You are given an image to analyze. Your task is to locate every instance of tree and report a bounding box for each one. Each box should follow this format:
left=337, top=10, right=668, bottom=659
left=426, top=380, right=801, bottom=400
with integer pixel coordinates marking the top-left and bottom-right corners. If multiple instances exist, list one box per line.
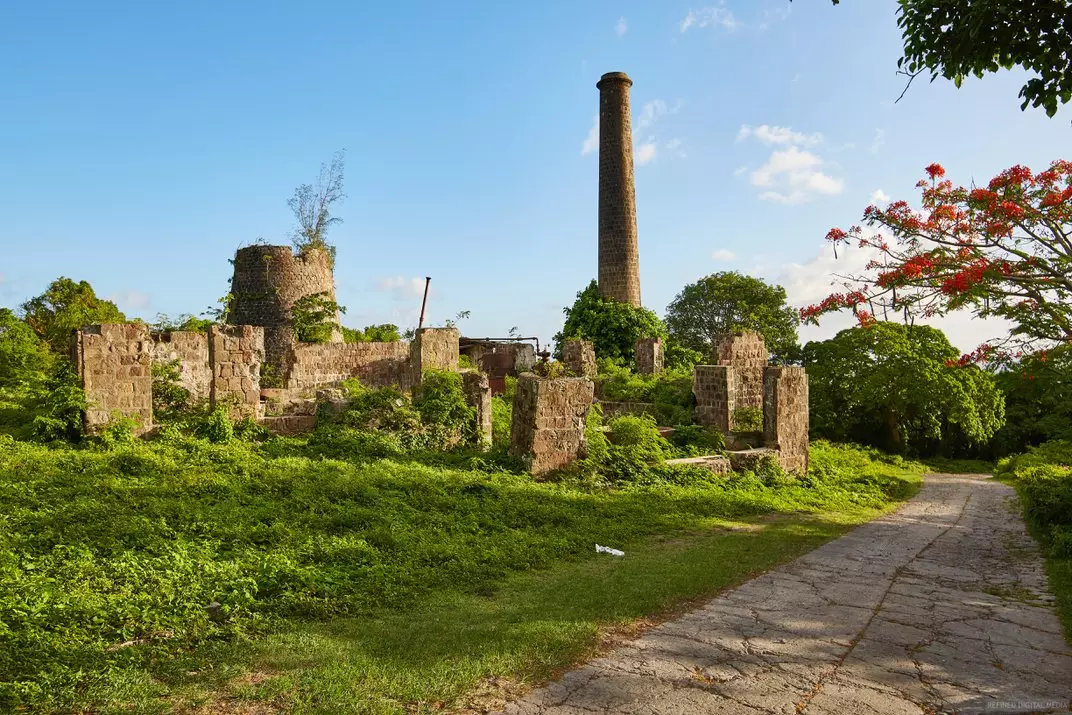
left=289, top=149, right=346, bottom=259
left=814, top=0, right=1072, bottom=116
left=804, top=161, right=1072, bottom=356
left=21, top=278, right=126, bottom=355
left=554, top=280, right=667, bottom=364
left=0, top=308, right=54, bottom=389
left=990, top=345, right=1072, bottom=455
left=665, top=272, right=800, bottom=362
left=803, top=322, right=1005, bottom=455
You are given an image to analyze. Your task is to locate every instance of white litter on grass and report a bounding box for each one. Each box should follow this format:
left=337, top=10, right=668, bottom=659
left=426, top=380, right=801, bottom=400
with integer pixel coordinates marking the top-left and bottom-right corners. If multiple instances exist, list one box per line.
left=596, top=544, right=625, bottom=557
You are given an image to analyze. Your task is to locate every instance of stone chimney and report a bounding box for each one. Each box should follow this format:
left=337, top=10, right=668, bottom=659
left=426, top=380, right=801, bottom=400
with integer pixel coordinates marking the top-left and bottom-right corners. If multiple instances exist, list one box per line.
left=597, top=71, right=642, bottom=307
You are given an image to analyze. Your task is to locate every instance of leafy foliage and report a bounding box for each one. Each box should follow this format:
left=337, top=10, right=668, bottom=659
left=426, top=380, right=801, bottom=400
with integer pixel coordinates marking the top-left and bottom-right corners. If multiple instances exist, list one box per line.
left=805, top=161, right=1072, bottom=355
left=732, top=407, right=763, bottom=432
left=28, top=361, right=87, bottom=443
left=597, top=361, right=696, bottom=427
left=21, top=277, right=125, bottom=354
left=289, top=150, right=346, bottom=260
left=291, top=292, right=344, bottom=343
left=665, top=272, right=800, bottom=362
left=151, top=313, right=213, bottom=333
left=819, top=0, right=1072, bottom=116
left=0, top=308, right=54, bottom=389
left=554, top=281, right=666, bottom=364
left=342, top=323, right=402, bottom=343
left=151, top=359, right=191, bottom=421
left=991, top=345, right=1072, bottom=456
left=803, top=322, right=1005, bottom=455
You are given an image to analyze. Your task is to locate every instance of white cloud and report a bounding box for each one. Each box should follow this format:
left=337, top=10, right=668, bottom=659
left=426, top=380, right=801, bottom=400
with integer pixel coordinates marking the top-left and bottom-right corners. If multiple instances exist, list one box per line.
left=712, top=249, right=736, bottom=261
left=681, top=4, right=738, bottom=32
left=636, top=99, right=681, bottom=130
left=635, top=142, right=658, bottom=166
left=744, top=144, right=844, bottom=204
left=736, top=124, right=823, bottom=147
left=869, top=128, right=886, bottom=153
left=375, top=276, right=428, bottom=301
left=616, top=16, right=628, bottom=37
left=733, top=165, right=749, bottom=176
left=581, top=115, right=599, bottom=155
left=109, top=290, right=150, bottom=311
left=870, top=189, right=890, bottom=204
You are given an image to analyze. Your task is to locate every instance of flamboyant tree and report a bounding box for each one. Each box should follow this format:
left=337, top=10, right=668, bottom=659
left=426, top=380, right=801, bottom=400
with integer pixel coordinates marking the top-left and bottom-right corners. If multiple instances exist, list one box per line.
left=803, top=160, right=1072, bottom=357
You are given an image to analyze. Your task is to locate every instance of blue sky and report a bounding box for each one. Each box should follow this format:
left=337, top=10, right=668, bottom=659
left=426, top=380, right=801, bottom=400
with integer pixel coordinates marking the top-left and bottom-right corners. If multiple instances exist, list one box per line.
left=1, top=0, right=1067, bottom=351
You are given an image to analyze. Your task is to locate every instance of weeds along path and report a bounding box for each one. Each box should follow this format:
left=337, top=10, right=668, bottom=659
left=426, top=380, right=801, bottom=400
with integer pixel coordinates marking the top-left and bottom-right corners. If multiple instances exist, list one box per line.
left=499, top=474, right=1072, bottom=715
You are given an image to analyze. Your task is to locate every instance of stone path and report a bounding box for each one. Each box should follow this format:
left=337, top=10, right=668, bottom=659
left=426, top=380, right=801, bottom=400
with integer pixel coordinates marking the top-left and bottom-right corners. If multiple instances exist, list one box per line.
left=500, top=474, right=1072, bottom=714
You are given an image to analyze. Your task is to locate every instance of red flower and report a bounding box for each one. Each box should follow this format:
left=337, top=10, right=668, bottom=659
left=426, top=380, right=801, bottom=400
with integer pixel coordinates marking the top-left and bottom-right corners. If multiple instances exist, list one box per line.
left=825, top=227, right=848, bottom=243
left=925, top=163, right=946, bottom=179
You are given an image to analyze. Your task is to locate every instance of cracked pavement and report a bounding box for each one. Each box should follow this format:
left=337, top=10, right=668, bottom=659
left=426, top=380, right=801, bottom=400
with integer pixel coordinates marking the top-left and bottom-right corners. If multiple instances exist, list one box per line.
left=499, top=474, right=1072, bottom=714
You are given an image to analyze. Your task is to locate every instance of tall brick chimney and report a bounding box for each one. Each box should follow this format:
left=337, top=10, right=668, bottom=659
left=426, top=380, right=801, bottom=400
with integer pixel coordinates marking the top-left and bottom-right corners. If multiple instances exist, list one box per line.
left=597, top=71, right=642, bottom=307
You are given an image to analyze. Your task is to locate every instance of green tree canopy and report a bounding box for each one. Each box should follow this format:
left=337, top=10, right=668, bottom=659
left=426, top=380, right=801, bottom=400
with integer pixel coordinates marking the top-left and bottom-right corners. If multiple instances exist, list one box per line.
left=818, top=0, right=1072, bottom=116
left=554, top=281, right=667, bottom=364
left=664, top=272, right=800, bottom=362
left=21, top=278, right=126, bottom=355
left=0, top=308, right=54, bottom=389
left=803, top=322, right=1005, bottom=456
left=991, top=345, right=1072, bottom=456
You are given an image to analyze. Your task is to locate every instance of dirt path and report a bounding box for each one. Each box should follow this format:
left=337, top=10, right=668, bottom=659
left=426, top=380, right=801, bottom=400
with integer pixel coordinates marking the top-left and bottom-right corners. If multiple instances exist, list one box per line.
left=499, top=474, right=1072, bottom=714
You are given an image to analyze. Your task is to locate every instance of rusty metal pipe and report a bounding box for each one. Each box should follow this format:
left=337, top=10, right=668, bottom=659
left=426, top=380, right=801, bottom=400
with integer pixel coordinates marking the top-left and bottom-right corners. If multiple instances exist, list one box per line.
left=417, top=276, right=431, bottom=329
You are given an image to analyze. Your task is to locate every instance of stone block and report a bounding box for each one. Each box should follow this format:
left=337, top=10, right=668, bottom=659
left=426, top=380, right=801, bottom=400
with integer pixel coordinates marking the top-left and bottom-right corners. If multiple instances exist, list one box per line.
left=635, top=337, right=663, bottom=375
left=209, top=324, right=265, bottom=420
left=74, top=323, right=154, bottom=435
left=693, top=365, right=734, bottom=432
left=509, top=374, right=594, bottom=476
left=764, top=366, right=809, bottom=475
left=462, top=370, right=493, bottom=449
left=562, top=339, right=596, bottom=378
left=714, top=331, right=769, bottom=412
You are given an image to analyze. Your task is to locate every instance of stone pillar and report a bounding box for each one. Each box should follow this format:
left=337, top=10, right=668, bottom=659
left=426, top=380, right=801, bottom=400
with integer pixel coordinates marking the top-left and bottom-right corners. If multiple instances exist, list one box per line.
left=693, top=365, right=734, bottom=432
left=509, top=374, right=594, bottom=476
left=150, top=331, right=211, bottom=402
left=562, top=339, right=597, bottom=378
left=714, top=332, right=768, bottom=412
left=597, top=71, right=641, bottom=307
left=409, top=327, right=460, bottom=386
left=764, top=366, right=810, bottom=475
left=635, top=337, right=663, bottom=375
left=73, top=324, right=154, bottom=435
left=209, top=325, right=264, bottom=419
left=462, top=370, right=493, bottom=449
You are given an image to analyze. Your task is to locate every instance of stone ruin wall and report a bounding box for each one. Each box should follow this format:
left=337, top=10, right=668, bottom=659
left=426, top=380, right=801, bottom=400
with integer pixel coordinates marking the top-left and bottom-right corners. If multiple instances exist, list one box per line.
left=635, top=337, right=663, bottom=375
left=509, top=374, right=594, bottom=476
left=462, top=370, right=493, bottom=448
left=562, top=339, right=597, bottom=378
left=693, top=365, right=734, bottom=433
left=208, top=325, right=264, bottom=420
left=714, top=332, right=768, bottom=413
left=764, top=366, right=810, bottom=475
left=227, top=245, right=341, bottom=374
left=285, top=341, right=411, bottom=391
left=150, top=331, right=211, bottom=402
left=72, top=324, right=154, bottom=435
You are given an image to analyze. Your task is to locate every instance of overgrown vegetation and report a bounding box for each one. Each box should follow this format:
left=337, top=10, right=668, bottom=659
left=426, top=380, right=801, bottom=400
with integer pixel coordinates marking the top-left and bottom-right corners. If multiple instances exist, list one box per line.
left=0, top=433, right=923, bottom=711
left=554, top=280, right=668, bottom=365
left=596, top=361, right=695, bottom=427
left=291, top=292, right=345, bottom=343
left=342, top=323, right=402, bottom=343
left=998, top=440, right=1072, bottom=639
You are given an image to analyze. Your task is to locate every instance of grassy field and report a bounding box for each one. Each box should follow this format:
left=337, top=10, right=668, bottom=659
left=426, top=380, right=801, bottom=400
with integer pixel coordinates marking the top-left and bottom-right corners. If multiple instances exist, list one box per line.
left=0, top=436, right=925, bottom=713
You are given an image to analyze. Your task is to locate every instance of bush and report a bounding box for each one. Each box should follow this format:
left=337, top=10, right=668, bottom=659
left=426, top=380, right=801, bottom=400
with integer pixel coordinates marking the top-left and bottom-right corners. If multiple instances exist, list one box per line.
left=151, top=359, right=190, bottom=420
left=598, top=362, right=695, bottom=426
left=733, top=407, right=763, bottom=432
left=195, top=406, right=234, bottom=444
left=1016, top=464, right=1072, bottom=532
left=491, top=395, right=512, bottom=446
left=554, top=280, right=667, bottom=364
left=666, top=424, right=726, bottom=456
left=996, top=440, right=1072, bottom=478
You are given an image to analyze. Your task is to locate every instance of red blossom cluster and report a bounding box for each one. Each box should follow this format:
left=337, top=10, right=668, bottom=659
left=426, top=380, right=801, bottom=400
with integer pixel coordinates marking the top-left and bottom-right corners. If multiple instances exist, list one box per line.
left=945, top=343, right=997, bottom=368
left=800, top=291, right=868, bottom=322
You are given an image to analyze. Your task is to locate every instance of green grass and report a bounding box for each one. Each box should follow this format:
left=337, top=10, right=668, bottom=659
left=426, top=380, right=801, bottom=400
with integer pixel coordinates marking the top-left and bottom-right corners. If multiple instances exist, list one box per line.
left=0, top=437, right=923, bottom=712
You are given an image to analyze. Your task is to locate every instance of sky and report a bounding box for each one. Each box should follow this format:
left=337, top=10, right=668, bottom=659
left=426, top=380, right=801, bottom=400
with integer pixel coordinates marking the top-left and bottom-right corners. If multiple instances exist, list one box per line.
left=1, top=0, right=1067, bottom=352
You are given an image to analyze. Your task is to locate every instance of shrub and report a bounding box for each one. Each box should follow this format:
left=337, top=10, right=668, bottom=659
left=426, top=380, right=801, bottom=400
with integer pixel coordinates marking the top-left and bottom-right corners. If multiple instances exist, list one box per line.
left=292, top=292, right=344, bottom=343
left=666, top=424, right=725, bottom=456
left=733, top=407, right=763, bottom=432
left=996, top=440, right=1072, bottom=478
left=413, top=370, right=476, bottom=447
left=554, top=280, right=667, bottom=364
left=151, top=359, right=190, bottom=420
left=491, top=395, right=512, bottom=446
left=29, top=362, right=86, bottom=443
left=100, top=411, right=139, bottom=448
left=598, top=362, right=695, bottom=426
left=196, top=406, right=234, bottom=444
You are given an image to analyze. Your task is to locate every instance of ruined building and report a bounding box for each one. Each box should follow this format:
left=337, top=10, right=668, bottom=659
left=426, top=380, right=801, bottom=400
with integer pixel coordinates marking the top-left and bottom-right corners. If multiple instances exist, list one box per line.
left=597, top=72, right=642, bottom=307
left=69, top=69, right=810, bottom=476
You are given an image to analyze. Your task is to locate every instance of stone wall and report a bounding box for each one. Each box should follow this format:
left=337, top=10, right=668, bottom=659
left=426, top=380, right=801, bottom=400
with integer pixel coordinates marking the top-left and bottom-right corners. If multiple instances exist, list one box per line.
left=410, top=327, right=460, bottom=382
left=764, top=366, right=810, bottom=475
left=151, top=331, right=211, bottom=402
left=227, top=245, right=341, bottom=374
left=208, top=325, right=264, bottom=419
left=462, top=370, right=493, bottom=448
left=693, top=365, right=734, bottom=432
left=635, top=337, right=663, bottom=375
left=562, top=339, right=596, bottom=378
left=285, top=341, right=410, bottom=390
left=73, top=324, right=153, bottom=435
left=714, top=332, right=768, bottom=413
left=510, top=374, right=594, bottom=476
left=596, top=71, right=642, bottom=307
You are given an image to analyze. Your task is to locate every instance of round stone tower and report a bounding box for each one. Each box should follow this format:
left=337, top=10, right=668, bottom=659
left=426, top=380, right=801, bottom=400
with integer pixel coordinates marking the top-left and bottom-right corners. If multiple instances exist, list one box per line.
left=227, top=245, right=342, bottom=373
left=596, top=71, right=642, bottom=307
